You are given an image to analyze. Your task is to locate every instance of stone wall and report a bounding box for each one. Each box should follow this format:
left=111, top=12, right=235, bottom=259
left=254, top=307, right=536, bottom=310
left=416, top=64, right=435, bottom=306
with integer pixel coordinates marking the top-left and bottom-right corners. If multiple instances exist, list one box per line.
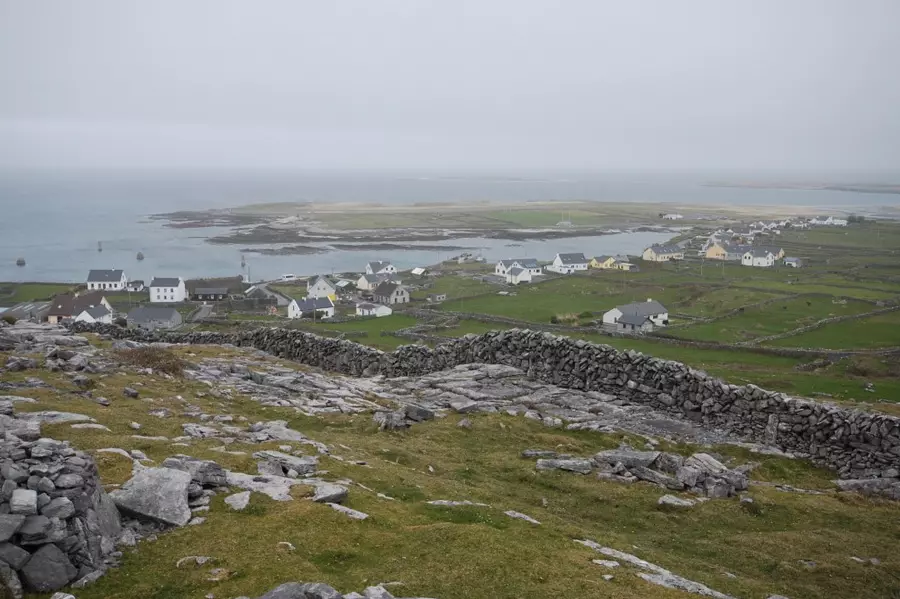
left=0, top=428, right=120, bottom=596
left=71, top=323, right=900, bottom=480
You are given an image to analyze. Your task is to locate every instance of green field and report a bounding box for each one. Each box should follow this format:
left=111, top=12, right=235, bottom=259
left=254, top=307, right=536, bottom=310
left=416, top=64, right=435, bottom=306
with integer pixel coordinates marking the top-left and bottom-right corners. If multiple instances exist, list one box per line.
left=767, top=310, right=900, bottom=350
left=410, top=273, right=497, bottom=301
left=673, top=297, right=876, bottom=344
left=0, top=282, right=75, bottom=304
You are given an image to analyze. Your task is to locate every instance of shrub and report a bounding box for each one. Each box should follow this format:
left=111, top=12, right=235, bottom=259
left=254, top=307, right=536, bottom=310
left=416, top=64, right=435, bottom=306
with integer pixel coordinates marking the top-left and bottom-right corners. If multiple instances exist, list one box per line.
left=114, top=317, right=127, bottom=327
left=549, top=315, right=559, bottom=324
left=113, top=346, right=188, bottom=376
left=577, top=310, right=594, bottom=319
left=1, top=314, right=16, bottom=325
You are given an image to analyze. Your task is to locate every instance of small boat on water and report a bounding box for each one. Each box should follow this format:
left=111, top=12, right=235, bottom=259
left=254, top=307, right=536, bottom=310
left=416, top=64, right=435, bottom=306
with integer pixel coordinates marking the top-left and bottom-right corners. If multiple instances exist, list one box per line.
left=97, top=241, right=103, bottom=252
left=16, top=257, right=25, bottom=267
left=136, top=251, right=145, bottom=261
left=241, top=254, right=246, bottom=268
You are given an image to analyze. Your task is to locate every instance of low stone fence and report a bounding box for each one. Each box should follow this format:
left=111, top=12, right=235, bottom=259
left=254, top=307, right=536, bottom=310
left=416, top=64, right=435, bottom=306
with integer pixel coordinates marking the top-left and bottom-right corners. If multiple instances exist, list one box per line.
left=69, top=323, right=900, bottom=480
left=742, top=305, right=900, bottom=347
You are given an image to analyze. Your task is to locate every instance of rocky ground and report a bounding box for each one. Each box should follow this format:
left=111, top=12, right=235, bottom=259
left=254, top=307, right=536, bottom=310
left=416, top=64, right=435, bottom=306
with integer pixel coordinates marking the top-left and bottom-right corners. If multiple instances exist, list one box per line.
left=0, top=321, right=897, bottom=599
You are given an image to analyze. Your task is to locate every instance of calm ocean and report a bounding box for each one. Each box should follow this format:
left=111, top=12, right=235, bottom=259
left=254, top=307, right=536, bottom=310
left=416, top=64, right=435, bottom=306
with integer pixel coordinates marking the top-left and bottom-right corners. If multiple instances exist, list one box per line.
left=1, top=170, right=897, bottom=284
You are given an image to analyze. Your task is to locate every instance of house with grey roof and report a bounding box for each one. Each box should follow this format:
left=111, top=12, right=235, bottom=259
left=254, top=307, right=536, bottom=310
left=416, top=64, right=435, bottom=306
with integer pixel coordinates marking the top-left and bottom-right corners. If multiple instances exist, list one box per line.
left=86, top=269, right=127, bottom=291
left=74, top=305, right=112, bottom=325
left=742, top=249, right=775, bottom=268
left=192, top=288, right=229, bottom=301
left=505, top=266, right=532, bottom=285
left=547, top=253, right=589, bottom=274
left=784, top=257, right=803, bottom=268
left=495, top=258, right=543, bottom=277
left=373, top=282, right=410, bottom=305
left=287, top=296, right=335, bottom=319
left=149, top=277, right=187, bottom=303
left=127, top=306, right=183, bottom=331
left=602, top=298, right=669, bottom=332
left=365, top=261, right=397, bottom=276
left=641, top=245, right=684, bottom=262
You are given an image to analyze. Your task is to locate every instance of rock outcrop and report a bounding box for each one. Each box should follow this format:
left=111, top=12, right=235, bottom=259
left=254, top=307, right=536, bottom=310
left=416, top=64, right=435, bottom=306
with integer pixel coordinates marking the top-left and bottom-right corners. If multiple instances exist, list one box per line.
left=67, top=322, right=900, bottom=480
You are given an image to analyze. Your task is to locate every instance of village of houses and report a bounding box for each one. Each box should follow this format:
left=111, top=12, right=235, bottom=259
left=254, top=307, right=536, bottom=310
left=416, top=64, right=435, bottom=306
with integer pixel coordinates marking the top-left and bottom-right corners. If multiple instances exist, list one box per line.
left=10, top=214, right=846, bottom=336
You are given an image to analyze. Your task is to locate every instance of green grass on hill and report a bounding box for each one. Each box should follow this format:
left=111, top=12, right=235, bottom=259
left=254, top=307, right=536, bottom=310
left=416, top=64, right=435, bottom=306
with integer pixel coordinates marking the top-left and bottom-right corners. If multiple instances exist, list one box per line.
left=673, top=297, right=876, bottom=344
left=766, top=310, right=900, bottom=350
left=3, top=343, right=897, bottom=599
left=410, top=274, right=498, bottom=301
left=0, top=282, right=75, bottom=304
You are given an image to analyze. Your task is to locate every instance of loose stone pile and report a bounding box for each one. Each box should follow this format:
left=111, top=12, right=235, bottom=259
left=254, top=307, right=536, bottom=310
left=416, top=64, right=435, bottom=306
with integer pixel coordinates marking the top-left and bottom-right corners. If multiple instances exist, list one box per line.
left=528, top=446, right=750, bottom=498
left=68, top=322, right=900, bottom=480
left=0, top=405, right=120, bottom=597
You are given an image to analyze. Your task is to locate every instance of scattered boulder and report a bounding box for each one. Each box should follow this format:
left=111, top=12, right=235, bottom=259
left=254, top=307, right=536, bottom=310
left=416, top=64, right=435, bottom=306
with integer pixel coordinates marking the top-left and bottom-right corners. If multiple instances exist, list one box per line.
left=123, top=387, right=139, bottom=398
left=252, top=451, right=317, bottom=476
left=109, top=467, right=192, bottom=527
left=658, top=495, right=696, bottom=508
left=225, top=491, right=251, bottom=511
left=373, top=411, right=408, bottom=431
left=161, top=455, right=227, bottom=487
left=18, top=543, right=77, bottom=593
left=536, top=458, right=593, bottom=475
left=504, top=510, right=540, bottom=525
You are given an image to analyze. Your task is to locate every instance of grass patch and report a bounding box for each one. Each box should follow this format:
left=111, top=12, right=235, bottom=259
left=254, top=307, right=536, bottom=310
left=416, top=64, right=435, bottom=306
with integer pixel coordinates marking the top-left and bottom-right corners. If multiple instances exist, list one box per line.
left=114, top=346, right=189, bottom=375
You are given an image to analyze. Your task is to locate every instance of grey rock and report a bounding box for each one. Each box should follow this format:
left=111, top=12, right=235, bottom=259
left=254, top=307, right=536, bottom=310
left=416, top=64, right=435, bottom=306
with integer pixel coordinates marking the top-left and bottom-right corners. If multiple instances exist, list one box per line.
left=252, top=451, right=317, bottom=476
left=0, top=560, right=22, bottom=599
left=658, top=494, right=696, bottom=508
left=521, top=449, right=558, bottom=459
left=594, top=449, right=661, bottom=469
left=327, top=503, right=369, bottom=520
left=256, top=582, right=343, bottom=599
left=373, top=411, right=408, bottom=431
left=123, top=387, right=139, bottom=398
left=50, top=594, right=77, bottom=599
left=457, top=417, right=472, bottom=429
left=109, top=467, right=192, bottom=527
left=18, top=514, right=51, bottom=543
left=403, top=404, right=435, bottom=422
left=684, top=453, right=728, bottom=476
left=363, top=586, right=396, bottom=599
left=536, top=458, right=593, bottom=474
left=224, top=491, right=251, bottom=511
left=449, top=399, right=480, bottom=413
left=0, top=514, right=26, bottom=542
left=15, top=411, right=94, bottom=425
left=0, top=542, right=30, bottom=569
left=19, top=543, right=77, bottom=593
left=54, top=473, right=85, bottom=489
left=40, top=497, right=75, bottom=519
left=72, top=569, right=105, bottom=588
left=504, top=510, right=540, bottom=525
left=312, top=484, right=348, bottom=504
left=9, top=489, right=37, bottom=515
left=161, top=455, right=227, bottom=487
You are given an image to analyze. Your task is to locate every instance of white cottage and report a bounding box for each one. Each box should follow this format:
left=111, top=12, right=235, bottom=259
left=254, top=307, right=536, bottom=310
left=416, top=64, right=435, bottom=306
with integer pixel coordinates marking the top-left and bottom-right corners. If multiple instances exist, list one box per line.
left=86, top=269, right=127, bottom=291
left=355, top=302, right=393, bottom=318
left=496, top=258, right=543, bottom=277
left=288, top=297, right=335, bottom=319
left=307, top=276, right=337, bottom=300
left=505, top=267, right=532, bottom=285
left=602, top=299, right=669, bottom=329
left=149, top=277, right=187, bottom=303
left=365, top=261, right=397, bottom=276
left=546, top=253, right=589, bottom=274
left=742, top=250, right=775, bottom=268
left=74, top=305, right=113, bottom=324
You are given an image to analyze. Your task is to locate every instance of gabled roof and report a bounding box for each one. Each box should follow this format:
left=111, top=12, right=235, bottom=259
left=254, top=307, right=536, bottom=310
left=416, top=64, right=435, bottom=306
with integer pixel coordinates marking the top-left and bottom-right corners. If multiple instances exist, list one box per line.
left=150, top=277, right=181, bottom=288
left=47, top=291, right=107, bottom=317
left=616, top=299, right=667, bottom=317
left=359, top=273, right=379, bottom=283
left=784, top=257, right=802, bottom=263
left=293, top=297, right=334, bottom=311
left=498, top=259, right=516, bottom=268
left=514, top=258, right=539, bottom=268
left=128, top=306, right=180, bottom=323
left=127, top=279, right=144, bottom=286
left=507, top=267, right=525, bottom=276
left=557, top=253, right=588, bottom=264
left=307, top=275, right=336, bottom=290
left=87, top=269, right=123, bottom=282
left=367, top=261, right=392, bottom=271
left=745, top=249, right=773, bottom=258
left=374, top=282, right=400, bottom=296
left=618, top=313, right=651, bottom=326
left=593, top=255, right=614, bottom=263
left=194, top=287, right=228, bottom=295
left=356, top=302, right=377, bottom=310
left=82, top=305, right=110, bottom=319
left=648, top=245, right=681, bottom=255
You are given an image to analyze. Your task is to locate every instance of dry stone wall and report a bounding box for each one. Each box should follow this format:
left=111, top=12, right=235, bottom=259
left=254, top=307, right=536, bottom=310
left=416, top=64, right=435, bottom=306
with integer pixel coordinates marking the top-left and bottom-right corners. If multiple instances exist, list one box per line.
left=71, top=323, right=900, bottom=480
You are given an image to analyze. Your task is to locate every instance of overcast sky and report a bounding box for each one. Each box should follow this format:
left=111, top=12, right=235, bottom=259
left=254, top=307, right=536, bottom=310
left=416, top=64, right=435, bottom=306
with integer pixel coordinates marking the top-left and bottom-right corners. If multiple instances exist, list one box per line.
left=1, top=1, right=898, bottom=172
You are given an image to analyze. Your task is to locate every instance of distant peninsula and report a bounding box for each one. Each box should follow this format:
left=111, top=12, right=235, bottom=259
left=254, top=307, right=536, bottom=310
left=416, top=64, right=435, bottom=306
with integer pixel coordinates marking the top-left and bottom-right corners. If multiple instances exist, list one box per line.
left=705, top=182, right=900, bottom=195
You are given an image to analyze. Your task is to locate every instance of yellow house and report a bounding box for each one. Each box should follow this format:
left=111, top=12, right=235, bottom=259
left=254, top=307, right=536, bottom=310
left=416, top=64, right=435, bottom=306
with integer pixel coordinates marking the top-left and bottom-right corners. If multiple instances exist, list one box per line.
left=642, top=245, right=684, bottom=262
left=590, top=255, right=618, bottom=269
left=705, top=242, right=728, bottom=260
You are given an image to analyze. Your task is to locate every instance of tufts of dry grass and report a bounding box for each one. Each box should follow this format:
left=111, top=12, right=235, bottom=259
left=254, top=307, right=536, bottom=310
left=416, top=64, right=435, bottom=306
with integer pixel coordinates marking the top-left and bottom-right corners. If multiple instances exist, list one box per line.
left=113, top=346, right=189, bottom=376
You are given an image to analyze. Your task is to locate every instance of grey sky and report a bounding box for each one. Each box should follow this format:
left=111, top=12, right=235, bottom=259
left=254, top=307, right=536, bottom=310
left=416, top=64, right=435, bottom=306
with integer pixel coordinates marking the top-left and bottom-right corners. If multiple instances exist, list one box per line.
left=1, top=0, right=898, bottom=171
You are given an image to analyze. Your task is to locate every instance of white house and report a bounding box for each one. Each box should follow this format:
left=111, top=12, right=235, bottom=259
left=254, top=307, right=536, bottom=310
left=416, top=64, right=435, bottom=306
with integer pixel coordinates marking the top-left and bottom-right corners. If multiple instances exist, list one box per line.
left=357, top=273, right=400, bottom=291
left=355, top=302, right=393, bottom=318
left=74, top=305, right=113, bottom=324
left=809, top=216, right=848, bottom=227
left=546, top=253, right=589, bottom=274
left=505, top=267, right=532, bottom=285
left=365, top=261, right=397, bottom=276
left=602, top=299, right=669, bottom=329
left=742, top=249, right=775, bottom=268
left=496, top=258, right=543, bottom=277
left=784, top=257, right=803, bottom=268
left=662, top=213, right=684, bottom=220
left=307, top=276, right=337, bottom=300
left=86, top=269, right=127, bottom=291
left=642, top=245, right=684, bottom=262
left=373, top=282, right=410, bottom=305
left=287, top=297, right=335, bottom=319
left=149, top=277, right=187, bottom=303
left=410, top=267, right=427, bottom=276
